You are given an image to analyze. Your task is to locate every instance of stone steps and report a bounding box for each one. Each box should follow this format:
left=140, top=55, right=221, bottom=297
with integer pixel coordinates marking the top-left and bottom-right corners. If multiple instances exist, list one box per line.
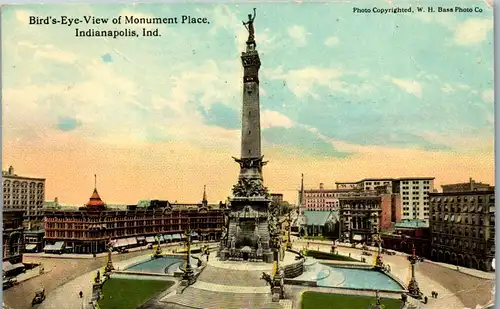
left=164, top=287, right=281, bottom=309
left=198, top=265, right=266, bottom=287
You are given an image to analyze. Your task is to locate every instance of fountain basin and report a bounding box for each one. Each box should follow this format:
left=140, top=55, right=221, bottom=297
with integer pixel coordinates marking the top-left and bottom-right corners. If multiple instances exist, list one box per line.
left=125, top=255, right=198, bottom=274
left=287, top=258, right=405, bottom=292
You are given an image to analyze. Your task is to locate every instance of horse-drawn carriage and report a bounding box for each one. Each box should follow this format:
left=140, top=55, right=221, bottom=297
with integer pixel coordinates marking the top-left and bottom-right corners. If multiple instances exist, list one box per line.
left=31, top=288, right=46, bottom=306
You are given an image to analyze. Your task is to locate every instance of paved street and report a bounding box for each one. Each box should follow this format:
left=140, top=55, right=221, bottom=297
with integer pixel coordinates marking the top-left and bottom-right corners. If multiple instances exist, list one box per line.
left=5, top=239, right=495, bottom=309
left=3, top=243, right=187, bottom=309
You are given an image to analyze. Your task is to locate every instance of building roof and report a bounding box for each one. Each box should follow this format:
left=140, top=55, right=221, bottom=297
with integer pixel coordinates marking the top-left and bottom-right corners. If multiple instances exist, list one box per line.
left=336, top=177, right=435, bottom=184
left=303, top=210, right=339, bottom=226
left=394, top=220, right=429, bottom=229
left=86, top=188, right=105, bottom=209
left=429, top=190, right=494, bottom=196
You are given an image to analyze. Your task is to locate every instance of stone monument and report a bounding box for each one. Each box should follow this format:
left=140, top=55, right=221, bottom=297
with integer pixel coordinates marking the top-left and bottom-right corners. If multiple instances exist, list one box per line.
left=219, top=8, right=274, bottom=263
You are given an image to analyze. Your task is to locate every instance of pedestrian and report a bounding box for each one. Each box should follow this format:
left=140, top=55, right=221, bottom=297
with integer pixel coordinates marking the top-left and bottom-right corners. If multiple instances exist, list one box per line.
left=79, top=291, right=83, bottom=298
left=431, top=291, right=434, bottom=298
left=435, top=292, right=439, bottom=298
left=424, top=296, right=428, bottom=304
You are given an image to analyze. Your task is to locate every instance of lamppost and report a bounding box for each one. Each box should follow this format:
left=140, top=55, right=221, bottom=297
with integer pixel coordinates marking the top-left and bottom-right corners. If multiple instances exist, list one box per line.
left=104, top=238, right=114, bottom=275
left=407, top=243, right=422, bottom=299
left=182, top=229, right=195, bottom=285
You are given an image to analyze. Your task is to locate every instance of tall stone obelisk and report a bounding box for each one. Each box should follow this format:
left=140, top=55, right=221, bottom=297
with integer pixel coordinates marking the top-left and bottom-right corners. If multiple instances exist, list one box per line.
left=220, top=9, right=274, bottom=263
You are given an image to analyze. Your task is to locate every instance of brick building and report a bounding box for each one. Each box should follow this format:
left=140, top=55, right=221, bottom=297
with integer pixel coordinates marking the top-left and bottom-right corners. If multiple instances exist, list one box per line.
left=43, top=185, right=225, bottom=254
left=429, top=181, right=495, bottom=271
left=339, top=192, right=401, bottom=244
left=336, top=177, right=434, bottom=221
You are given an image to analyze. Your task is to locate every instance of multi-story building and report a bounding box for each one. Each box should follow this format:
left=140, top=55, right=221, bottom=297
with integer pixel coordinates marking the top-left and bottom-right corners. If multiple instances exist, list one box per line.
left=339, top=192, right=401, bottom=244
left=429, top=182, right=495, bottom=272
left=336, top=177, right=435, bottom=222
left=442, top=178, right=494, bottom=193
left=43, top=185, right=226, bottom=254
left=270, top=193, right=283, bottom=205
left=300, top=183, right=352, bottom=211
left=2, top=166, right=46, bottom=229
left=3, top=210, right=25, bottom=263
left=381, top=220, right=430, bottom=257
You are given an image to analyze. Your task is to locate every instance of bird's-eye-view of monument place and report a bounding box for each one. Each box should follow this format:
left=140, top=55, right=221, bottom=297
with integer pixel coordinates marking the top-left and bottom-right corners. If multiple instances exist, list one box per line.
left=1, top=2, right=495, bottom=309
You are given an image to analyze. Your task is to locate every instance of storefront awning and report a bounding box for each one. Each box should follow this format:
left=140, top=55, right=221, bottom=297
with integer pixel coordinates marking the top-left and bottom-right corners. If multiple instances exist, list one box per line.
left=180, top=234, right=186, bottom=239
left=136, top=236, right=145, bottom=241
left=353, top=235, right=362, bottom=241
left=127, top=237, right=137, bottom=246
left=172, top=234, right=181, bottom=240
left=114, top=239, right=128, bottom=248
left=145, top=236, right=155, bottom=243
left=43, top=245, right=54, bottom=251
left=53, top=242, right=65, bottom=250
left=25, top=244, right=37, bottom=251
left=159, top=235, right=165, bottom=242
left=3, top=261, right=25, bottom=272
left=164, top=234, right=172, bottom=240
left=191, top=231, right=198, bottom=237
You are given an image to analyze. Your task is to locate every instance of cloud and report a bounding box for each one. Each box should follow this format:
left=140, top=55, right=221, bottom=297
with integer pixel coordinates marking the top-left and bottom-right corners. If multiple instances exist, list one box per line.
left=268, top=66, right=343, bottom=99
left=15, top=9, right=32, bottom=24
left=454, top=18, right=493, bottom=46
left=324, top=36, right=339, bottom=47
left=287, top=25, right=308, bottom=46
left=261, top=110, right=295, bottom=129
left=388, top=77, right=422, bottom=98
left=482, top=89, right=494, bottom=102
left=17, top=41, right=77, bottom=63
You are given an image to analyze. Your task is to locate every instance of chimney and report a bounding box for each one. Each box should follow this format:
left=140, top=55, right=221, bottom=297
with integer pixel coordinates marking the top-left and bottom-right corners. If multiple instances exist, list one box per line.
left=320, top=183, right=324, bottom=190
left=8, top=166, right=14, bottom=175
left=470, top=177, right=474, bottom=191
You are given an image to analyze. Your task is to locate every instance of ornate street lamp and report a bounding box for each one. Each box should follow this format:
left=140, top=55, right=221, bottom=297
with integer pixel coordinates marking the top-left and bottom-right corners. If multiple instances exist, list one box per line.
left=182, top=228, right=195, bottom=285
left=104, top=238, right=114, bottom=275
left=407, top=243, right=422, bottom=299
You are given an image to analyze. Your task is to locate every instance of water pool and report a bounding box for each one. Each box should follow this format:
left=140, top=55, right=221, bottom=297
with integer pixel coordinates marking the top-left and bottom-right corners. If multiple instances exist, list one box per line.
left=126, top=256, right=198, bottom=274
left=320, top=266, right=404, bottom=291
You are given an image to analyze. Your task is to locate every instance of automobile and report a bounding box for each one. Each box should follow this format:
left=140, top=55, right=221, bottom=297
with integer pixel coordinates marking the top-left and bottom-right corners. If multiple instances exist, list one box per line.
left=32, top=288, right=46, bottom=306
left=362, top=251, right=372, bottom=256
left=3, top=277, right=17, bottom=289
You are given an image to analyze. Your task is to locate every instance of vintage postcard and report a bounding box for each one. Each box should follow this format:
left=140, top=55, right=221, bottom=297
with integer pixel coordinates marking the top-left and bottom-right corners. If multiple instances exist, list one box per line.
left=1, top=1, right=495, bottom=309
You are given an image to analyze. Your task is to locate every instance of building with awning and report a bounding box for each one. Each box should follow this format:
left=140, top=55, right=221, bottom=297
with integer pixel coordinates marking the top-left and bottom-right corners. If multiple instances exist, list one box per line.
left=3, top=261, right=25, bottom=276
left=24, top=229, right=45, bottom=253
left=43, top=182, right=224, bottom=254
left=24, top=244, right=37, bottom=252
left=113, top=239, right=129, bottom=248
left=126, top=237, right=137, bottom=246
left=43, top=241, right=65, bottom=253
left=164, top=234, right=172, bottom=242
left=172, top=234, right=181, bottom=241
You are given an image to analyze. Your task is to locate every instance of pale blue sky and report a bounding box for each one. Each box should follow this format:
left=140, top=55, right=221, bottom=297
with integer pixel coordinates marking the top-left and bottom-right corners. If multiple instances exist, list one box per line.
left=2, top=2, right=495, bottom=204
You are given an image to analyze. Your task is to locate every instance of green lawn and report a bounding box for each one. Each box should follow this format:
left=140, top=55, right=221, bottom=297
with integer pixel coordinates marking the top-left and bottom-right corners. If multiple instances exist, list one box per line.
left=304, top=250, right=359, bottom=262
left=98, top=278, right=174, bottom=309
left=301, top=292, right=403, bottom=309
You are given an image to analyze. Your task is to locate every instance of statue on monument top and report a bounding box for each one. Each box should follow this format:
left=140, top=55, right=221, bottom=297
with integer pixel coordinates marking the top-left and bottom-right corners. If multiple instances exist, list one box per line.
left=242, top=8, right=257, bottom=44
